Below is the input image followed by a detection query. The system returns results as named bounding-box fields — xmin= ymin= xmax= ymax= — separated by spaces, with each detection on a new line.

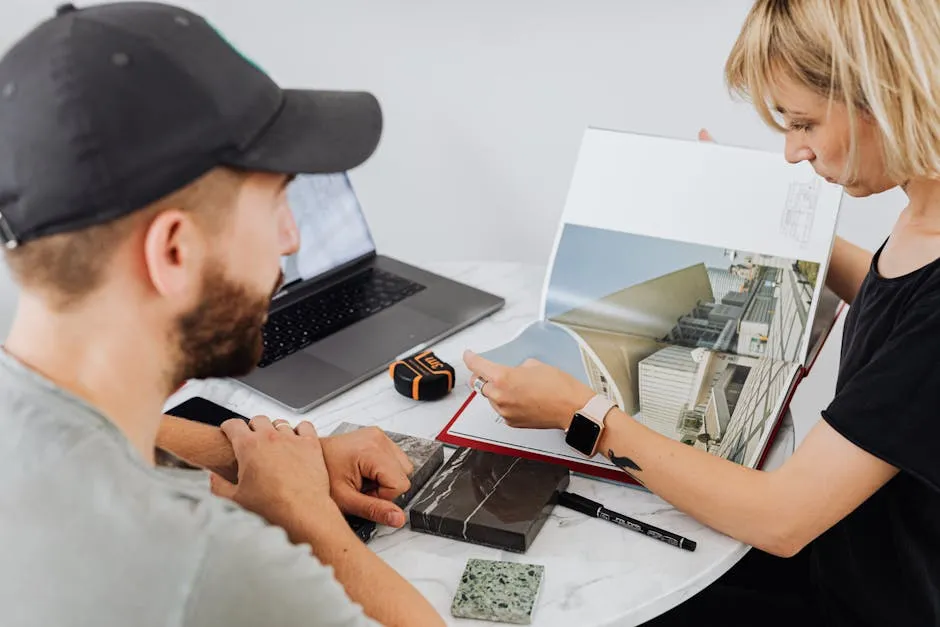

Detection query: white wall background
xmin=0 ymin=1 xmax=907 ymax=440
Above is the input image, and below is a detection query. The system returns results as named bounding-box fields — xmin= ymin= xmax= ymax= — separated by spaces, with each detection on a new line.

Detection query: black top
xmin=813 ymin=240 xmax=940 ymax=626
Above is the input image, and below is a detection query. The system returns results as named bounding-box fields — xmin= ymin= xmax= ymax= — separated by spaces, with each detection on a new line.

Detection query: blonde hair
xmin=724 ymin=0 xmax=940 ymax=184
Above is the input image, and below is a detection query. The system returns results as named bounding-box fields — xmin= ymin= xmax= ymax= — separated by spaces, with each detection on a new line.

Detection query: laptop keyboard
xmin=258 ymin=268 xmax=425 ymax=368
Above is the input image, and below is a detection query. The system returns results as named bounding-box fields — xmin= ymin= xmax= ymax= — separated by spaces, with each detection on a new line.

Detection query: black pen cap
xmin=557 ymin=491 xmax=602 ymax=516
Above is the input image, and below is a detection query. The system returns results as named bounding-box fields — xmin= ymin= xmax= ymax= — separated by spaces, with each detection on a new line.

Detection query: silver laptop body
xmin=235 ymin=172 xmax=504 ymax=412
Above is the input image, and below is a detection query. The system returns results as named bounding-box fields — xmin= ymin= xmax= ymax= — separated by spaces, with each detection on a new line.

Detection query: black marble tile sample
xmin=329 ymin=422 xmax=444 ymax=504
xmin=409 ymin=447 xmax=570 ymax=553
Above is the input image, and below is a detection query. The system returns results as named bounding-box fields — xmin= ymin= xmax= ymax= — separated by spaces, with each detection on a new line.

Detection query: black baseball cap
xmin=0 ymin=1 xmax=382 ymax=249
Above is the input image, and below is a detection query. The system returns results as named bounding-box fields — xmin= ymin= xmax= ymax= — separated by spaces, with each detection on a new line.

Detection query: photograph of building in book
xmin=545 ymin=225 xmax=821 ymax=363
xmin=544 ymin=224 xmax=815 ymax=466
xmin=663 ymin=251 xmax=819 ymax=363
xmin=555 ymin=313 xmax=797 ymax=466
xmin=634 ymin=347 xmax=793 ymax=466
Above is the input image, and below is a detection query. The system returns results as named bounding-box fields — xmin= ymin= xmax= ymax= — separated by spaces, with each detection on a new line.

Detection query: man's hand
xmin=157 ymin=414 xmax=415 ymax=527
xmin=211 ymin=416 xmax=333 ymax=523
xmin=208 ymin=416 xmax=444 ymax=625
xmin=463 ymin=350 xmax=594 ymax=430
xmin=320 ymin=427 xmax=414 ymax=528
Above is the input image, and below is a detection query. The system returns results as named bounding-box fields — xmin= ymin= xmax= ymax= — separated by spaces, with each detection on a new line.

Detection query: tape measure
xmin=389 ymin=350 xmax=455 ymax=401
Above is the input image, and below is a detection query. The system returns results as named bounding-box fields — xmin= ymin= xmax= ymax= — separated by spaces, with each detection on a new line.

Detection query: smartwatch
xmin=565 ymin=395 xmax=616 ymax=457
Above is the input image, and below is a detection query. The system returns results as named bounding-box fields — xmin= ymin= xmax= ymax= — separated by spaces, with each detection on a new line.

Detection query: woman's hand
xmin=463 ymin=350 xmax=595 ymax=430
xmin=461 ymin=130 xmax=713 ymax=430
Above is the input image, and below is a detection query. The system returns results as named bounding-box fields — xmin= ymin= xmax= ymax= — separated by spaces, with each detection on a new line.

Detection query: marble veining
xmin=167 ymin=261 xmax=798 ymax=626
xmin=409 ymin=447 xmax=569 ymax=553
xmin=462 ymin=457 xmax=521 ymax=539
xmin=411 ymin=447 xmax=472 ymax=517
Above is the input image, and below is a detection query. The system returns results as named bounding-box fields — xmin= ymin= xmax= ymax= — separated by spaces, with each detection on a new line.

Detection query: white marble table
xmin=166 ymin=261 xmax=795 ymax=627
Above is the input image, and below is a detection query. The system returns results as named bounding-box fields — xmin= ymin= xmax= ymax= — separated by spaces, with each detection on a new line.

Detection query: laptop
xmin=235 ymin=172 xmax=505 ymax=412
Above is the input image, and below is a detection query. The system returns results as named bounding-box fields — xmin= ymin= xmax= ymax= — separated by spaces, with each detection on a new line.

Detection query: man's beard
xmin=171 ymin=263 xmax=283 ymax=386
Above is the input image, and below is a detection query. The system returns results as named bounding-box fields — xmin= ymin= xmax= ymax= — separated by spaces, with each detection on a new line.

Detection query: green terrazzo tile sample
xmin=451 ymin=558 xmax=544 ymax=624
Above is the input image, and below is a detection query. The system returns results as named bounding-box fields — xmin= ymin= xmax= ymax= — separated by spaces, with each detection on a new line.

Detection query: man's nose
xmin=280 ymin=205 xmax=300 ymax=256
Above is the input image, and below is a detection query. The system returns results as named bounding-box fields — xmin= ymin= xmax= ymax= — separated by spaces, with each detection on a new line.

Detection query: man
xmin=0 ymin=3 xmax=442 ymax=626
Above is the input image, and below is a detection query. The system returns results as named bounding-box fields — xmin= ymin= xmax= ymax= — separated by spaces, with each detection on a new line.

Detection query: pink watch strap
xmin=579 ymin=395 xmax=616 ymax=426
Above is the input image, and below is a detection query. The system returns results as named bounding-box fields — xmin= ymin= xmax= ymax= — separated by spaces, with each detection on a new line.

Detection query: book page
xmin=545 ymin=223 xmax=824 ymax=364
xmin=462 ymin=320 xmax=626 ymax=405
xmin=445 ymin=322 xmax=801 ymax=471
xmin=540 ymin=128 xmax=843 ymax=365
xmin=804 ymin=285 xmax=844 ymax=370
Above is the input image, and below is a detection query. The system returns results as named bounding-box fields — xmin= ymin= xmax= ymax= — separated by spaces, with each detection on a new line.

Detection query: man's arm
xmin=269 ymin=497 xmax=441 ymax=627
xmin=598 ymin=411 xmax=898 ymax=557
xmin=209 ymin=416 xmax=443 ymax=627
xmin=827 ymin=236 xmax=872 ymax=305
xmin=157 ymin=414 xmax=413 ymax=527
xmin=186 ymin=496 xmax=425 ymax=627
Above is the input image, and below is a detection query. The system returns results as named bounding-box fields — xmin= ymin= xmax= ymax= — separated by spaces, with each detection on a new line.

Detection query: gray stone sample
xmin=450 ymin=558 xmax=544 ymax=624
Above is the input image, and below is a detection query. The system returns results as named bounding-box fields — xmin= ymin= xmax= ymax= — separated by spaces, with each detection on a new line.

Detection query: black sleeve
xmin=822 ymin=297 xmax=940 ymax=491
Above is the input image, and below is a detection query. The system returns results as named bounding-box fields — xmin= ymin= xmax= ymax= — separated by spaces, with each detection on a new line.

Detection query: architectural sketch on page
xmin=780 ymin=179 xmax=820 ymax=247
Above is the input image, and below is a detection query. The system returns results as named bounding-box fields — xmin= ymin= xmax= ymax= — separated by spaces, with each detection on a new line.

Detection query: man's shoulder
xmin=2 ymin=429 xmax=372 ymax=624
xmin=0 ymin=412 xmax=275 ymax=624
xmin=0 ymin=383 xmax=375 ymax=626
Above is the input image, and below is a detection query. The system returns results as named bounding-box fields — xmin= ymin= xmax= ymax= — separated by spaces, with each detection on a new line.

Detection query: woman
xmin=464 ymin=2 xmax=940 ymax=626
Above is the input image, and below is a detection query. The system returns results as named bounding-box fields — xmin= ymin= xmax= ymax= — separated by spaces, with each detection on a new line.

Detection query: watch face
xmin=565 ymin=413 xmax=602 ymax=456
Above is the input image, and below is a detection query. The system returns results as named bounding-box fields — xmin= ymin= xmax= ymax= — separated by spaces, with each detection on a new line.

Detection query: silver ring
xmin=472 ymin=376 xmax=488 ymax=397
xmin=273 ymin=420 xmax=293 ymax=431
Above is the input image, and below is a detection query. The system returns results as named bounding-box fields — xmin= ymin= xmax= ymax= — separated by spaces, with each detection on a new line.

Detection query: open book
xmin=438 ymin=128 xmax=845 ymax=486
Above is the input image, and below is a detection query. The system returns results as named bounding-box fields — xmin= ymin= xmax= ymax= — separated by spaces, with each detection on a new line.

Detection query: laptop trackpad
xmin=305 ymin=307 xmax=451 ymax=374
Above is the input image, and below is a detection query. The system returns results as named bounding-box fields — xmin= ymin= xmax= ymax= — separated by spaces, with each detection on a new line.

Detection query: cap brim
xmin=225 ymin=89 xmax=382 ymax=175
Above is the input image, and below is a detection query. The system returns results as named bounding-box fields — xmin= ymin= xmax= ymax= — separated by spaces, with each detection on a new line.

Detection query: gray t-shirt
xmin=0 ymin=351 xmax=378 ymax=627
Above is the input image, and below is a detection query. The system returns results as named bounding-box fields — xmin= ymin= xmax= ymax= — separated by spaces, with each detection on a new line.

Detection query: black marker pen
xmin=558 ymin=491 xmax=697 ymax=552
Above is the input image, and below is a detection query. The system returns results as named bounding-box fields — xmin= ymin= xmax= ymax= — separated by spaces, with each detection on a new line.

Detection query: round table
xmin=170 ymin=260 xmax=795 ymax=627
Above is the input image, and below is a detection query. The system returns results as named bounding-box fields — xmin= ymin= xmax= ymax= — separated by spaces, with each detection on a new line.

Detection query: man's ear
xmin=142 ymin=209 xmax=205 ymax=299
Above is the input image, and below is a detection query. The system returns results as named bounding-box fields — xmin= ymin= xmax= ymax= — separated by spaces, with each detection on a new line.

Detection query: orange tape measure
xmin=389 ymin=350 xmax=455 ymax=401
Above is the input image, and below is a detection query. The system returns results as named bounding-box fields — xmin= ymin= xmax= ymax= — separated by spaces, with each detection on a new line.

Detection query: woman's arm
xmin=598 ymin=410 xmax=897 ymax=556
xmin=157 ymin=415 xmax=239 ymax=480
xmin=826 ymin=236 xmax=872 ymax=305
xmin=463 ymin=352 xmax=898 ymax=557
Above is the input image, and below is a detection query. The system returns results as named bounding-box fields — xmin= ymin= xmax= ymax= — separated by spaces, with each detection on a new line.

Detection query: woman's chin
xmin=842 ymin=184 xmax=869 ymax=198
xmin=843 ymin=180 xmax=901 ymax=198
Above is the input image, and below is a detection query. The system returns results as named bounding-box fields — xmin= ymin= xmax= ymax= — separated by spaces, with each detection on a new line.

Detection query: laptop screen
xmin=279 ymin=172 xmax=376 ymax=288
